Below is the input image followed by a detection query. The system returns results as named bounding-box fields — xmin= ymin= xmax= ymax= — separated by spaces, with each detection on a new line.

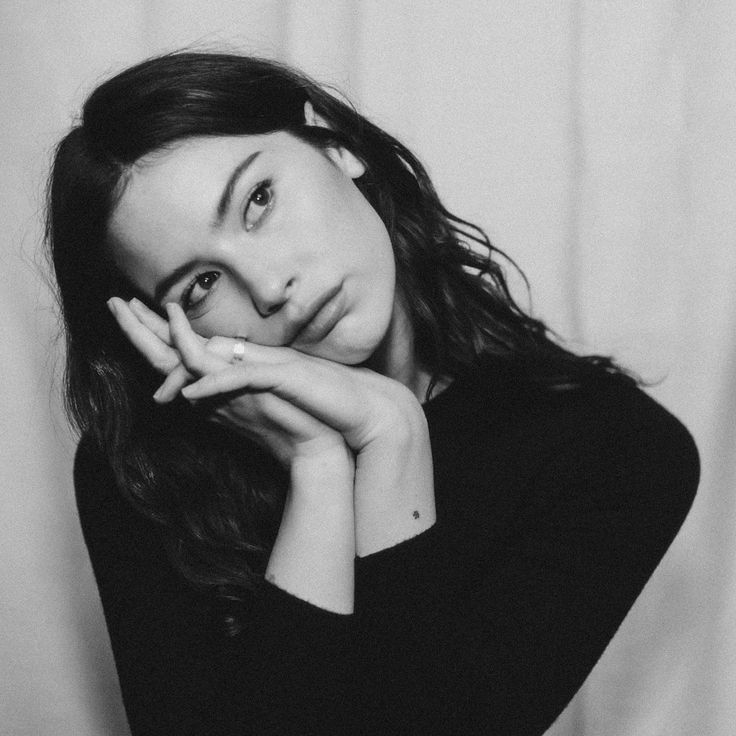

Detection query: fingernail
xmin=152 ymin=387 xmax=163 ymax=402
xmin=181 ymin=386 xmax=193 ymax=398
xmin=107 ymin=298 xmax=118 ymax=316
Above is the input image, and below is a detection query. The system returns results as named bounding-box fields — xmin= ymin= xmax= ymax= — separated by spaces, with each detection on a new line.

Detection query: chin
xmin=311 ymin=333 xmax=385 ymax=366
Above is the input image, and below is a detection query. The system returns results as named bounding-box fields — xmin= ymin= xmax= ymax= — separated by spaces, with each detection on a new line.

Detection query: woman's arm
xmin=111 ymin=297 xmax=361 ymax=613
xmin=75 ymin=438 xmax=357 ymax=735
xmin=150 ymin=299 xmax=437 ymax=560
xmin=180 ymin=347 xmax=438 ymax=559
xmin=267 ymin=444 xmax=356 ymax=613
xmin=354 ymin=383 xmax=700 ymax=734
xmin=350 ymin=379 xmax=436 ymax=557
xmin=103 ymin=298 xmax=438 ymax=732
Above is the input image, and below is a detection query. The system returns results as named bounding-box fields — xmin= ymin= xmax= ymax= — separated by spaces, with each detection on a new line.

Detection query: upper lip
xmin=285 ymin=284 xmax=342 ymax=345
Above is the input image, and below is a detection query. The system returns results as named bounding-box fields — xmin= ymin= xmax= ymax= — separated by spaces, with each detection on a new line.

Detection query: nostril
xmin=254 ymin=296 xmax=287 ymax=318
xmin=254 ymin=278 xmax=294 ymax=317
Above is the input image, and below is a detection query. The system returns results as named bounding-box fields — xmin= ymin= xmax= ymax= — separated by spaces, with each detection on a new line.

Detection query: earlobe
xmin=327 ymin=147 xmax=366 ymax=180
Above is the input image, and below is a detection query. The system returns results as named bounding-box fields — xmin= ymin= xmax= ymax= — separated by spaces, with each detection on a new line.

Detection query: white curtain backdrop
xmin=2 ymin=2 xmax=734 ymax=733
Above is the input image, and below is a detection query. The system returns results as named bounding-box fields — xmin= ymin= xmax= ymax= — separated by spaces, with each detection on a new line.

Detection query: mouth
xmin=287 ymin=284 xmax=345 ymax=346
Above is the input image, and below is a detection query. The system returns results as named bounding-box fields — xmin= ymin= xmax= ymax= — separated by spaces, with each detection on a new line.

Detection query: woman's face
xmin=108 ymin=132 xmax=397 ymax=365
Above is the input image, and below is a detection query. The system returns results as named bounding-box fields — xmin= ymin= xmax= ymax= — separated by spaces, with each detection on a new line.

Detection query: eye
xmin=181 ymin=271 xmax=220 ymax=313
xmin=243 ymin=180 xmax=273 ymax=231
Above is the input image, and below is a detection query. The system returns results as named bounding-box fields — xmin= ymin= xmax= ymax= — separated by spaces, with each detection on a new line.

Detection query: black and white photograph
xmin=2 ymin=2 xmax=734 ymax=734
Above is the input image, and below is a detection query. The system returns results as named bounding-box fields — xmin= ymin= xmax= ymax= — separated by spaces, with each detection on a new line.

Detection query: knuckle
xmin=179 ymin=351 xmax=203 ymax=371
xmin=206 ymin=336 xmax=227 ymax=352
xmin=153 ymin=357 xmax=176 ymax=374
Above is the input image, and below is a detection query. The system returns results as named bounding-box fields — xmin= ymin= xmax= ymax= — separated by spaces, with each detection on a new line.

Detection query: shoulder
xmin=512 ymin=372 xmax=698 ymax=479
xmin=465 ymin=359 xmax=699 ymax=467
xmin=451 ymin=360 xmax=698 ymax=466
xmin=431 ymin=361 xmax=700 ymax=497
xmin=512 ymin=377 xmax=700 ymax=551
xmin=462 ymin=363 xmax=699 ymax=524
xmin=73 ymin=433 xmax=153 ymax=547
xmin=537 ymin=377 xmax=699 ymax=478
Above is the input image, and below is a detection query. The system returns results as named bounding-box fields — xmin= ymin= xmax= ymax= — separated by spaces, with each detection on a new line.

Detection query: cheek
xmin=363 ymin=224 xmax=396 ymax=298
xmin=189 ymin=292 xmax=260 ymax=341
xmin=342 ymin=196 xmax=395 ymax=272
xmin=336 ymin=254 xmax=397 ymax=361
xmin=351 ymin=208 xmax=397 ymax=321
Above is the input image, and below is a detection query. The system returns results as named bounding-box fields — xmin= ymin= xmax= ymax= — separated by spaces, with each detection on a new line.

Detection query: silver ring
xmin=232 ymin=337 xmax=247 ymax=362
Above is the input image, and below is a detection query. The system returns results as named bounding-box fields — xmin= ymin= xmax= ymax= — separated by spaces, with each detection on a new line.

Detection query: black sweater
xmin=75 ymin=365 xmax=699 ymax=735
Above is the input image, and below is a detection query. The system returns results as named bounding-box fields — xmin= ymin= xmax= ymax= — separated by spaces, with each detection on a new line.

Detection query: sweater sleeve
xmin=74 ymin=439 xmax=355 ymax=736
xmin=355 ymin=386 xmax=699 ymax=735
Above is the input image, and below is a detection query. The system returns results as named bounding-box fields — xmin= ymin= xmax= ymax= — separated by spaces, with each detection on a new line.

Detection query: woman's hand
xmin=108 ymin=297 xmax=352 ymax=466
xmin=108 ymin=296 xmax=360 ymax=612
xmin=108 ymin=296 xmax=437 ymax=557
xmin=108 ymin=297 xmax=425 ymax=459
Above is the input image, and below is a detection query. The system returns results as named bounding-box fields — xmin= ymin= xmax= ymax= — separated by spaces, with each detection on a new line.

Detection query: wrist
xmin=290 ymin=441 xmax=355 ymax=504
xmin=267 ymin=441 xmax=356 ymax=614
xmin=353 ymin=413 xmax=436 ymax=557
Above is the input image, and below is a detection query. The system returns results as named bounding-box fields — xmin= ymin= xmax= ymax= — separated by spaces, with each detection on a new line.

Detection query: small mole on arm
xmin=413 ymin=510 xmax=420 ymax=519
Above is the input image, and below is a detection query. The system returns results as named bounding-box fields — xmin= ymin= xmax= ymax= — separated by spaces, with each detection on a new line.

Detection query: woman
xmin=47 ymin=52 xmax=699 ymax=735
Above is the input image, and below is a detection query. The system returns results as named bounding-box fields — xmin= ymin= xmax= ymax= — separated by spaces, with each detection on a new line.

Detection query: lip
xmin=288 ymin=285 xmax=345 ymax=346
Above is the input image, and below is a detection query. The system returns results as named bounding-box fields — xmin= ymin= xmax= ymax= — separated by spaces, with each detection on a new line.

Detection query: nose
xmin=250 ymin=276 xmax=294 ymax=317
xmin=221 ymin=237 xmax=296 ymax=318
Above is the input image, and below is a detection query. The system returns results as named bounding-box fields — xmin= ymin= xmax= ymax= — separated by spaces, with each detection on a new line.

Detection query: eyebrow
xmin=152 ymin=150 xmax=262 ymax=304
xmin=212 ymin=150 xmax=262 ymax=229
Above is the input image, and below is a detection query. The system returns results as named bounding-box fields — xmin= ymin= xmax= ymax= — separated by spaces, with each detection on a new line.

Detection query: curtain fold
xmin=2 ymin=2 xmax=733 ymax=733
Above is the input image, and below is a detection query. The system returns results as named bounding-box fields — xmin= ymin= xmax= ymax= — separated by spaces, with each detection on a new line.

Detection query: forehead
xmin=106 ymin=132 xmax=309 ymax=289
xmin=110 ymin=132 xmax=293 ymax=231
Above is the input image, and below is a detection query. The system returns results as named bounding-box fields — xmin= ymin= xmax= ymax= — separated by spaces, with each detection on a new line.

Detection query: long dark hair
xmin=47 ymin=51 xmax=634 ymax=627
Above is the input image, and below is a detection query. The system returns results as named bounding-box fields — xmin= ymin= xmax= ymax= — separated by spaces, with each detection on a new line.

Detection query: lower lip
xmin=298 ymin=287 xmax=346 ymax=344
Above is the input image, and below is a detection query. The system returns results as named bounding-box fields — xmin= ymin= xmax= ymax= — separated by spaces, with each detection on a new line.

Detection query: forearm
xmin=265 ymin=443 xmax=356 ymax=613
xmin=354 ymin=411 xmax=436 ymax=557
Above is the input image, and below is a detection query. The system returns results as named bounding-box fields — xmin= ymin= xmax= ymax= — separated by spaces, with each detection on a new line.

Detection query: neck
xmin=365 ymin=293 xmax=439 ymax=403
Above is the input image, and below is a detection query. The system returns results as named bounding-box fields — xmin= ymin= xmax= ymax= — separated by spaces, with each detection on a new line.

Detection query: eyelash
xmin=180 ymin=180 xmax=275 ymax=314
xmin=243 ymin=179 xmax=274 ymax=231
xmin=181 ymin=271 xmax=220 ymax=313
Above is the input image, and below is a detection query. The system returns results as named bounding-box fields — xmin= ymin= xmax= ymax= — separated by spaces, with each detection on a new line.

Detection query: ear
xmin=304 ymin=100 xmax=328 ymax=128
xmin=304 ymin=101 xmax=366 ymax=180
xmin=325 ymin=145 xmax=366 ymax=180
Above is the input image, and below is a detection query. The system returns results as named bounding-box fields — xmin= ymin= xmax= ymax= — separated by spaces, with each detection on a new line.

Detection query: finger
xmin=187 ymin=360 xmax=365 ymax=452
xmin=181 ymin=365 xmax=254 ymax=400
xmin=229 ymin=358 xmax=373 ymax=443
xmin=182 ymin=360 xmax=360 ymax=431
xmin=153 ymin=362 xmax=194 ymax=403
xmin=166 ymin=302 xmax=227 ymax=376
xmin=128 ymin=298 xmax=172 ymax=345
xmin=204 ymin=338 xmax=302 ymax=369
xmin=204 ymin=335 xmax=250 ymax=363
xmin=108 ymin=297 xmax=180 ymax=374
